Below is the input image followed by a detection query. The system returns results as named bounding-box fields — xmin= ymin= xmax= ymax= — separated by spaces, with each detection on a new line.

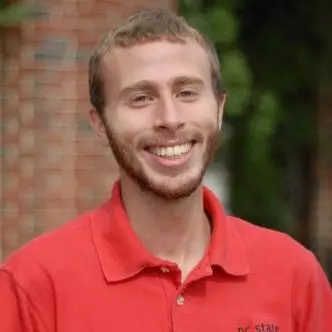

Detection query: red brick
xmin=1 ymin=0 xmax=177 ymax=260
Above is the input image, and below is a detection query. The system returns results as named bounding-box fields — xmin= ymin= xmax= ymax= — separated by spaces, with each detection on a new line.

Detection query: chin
xmin=143 ymin=171 xmax=203 ymax=200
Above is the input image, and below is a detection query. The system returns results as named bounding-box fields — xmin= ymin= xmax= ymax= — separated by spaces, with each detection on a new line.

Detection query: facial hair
xmin=101 ymin=117 xmax=220 ymax=200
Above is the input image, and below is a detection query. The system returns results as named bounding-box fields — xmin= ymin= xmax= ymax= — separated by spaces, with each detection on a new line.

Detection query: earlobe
xmin=218 ymin=107 xmax=223 ymax=130
xmin=88 ymin=109 xmax=109 ymax=147
xmin=218 ymin=93 xmax=226 ymax=130
xmin=89 ymin=109 xmax=102 ymax=136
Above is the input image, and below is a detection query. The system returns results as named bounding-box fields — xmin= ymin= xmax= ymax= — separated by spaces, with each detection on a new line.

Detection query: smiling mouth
xmin=146 ymin=142 xmax=194 ymax=159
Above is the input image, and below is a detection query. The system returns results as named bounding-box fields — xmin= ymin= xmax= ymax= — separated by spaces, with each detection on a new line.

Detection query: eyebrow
xmin=119 ymin=76 xmax=205 ymax=98
xmin=172 ymin=76 xmax=205 ymax=88
xmin=119 ymin=81 xmax=156 ymax=99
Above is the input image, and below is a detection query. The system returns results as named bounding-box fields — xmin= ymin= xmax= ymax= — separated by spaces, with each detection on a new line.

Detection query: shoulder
xmin=1 ymin=208 xmax=96 ymax=286
xmin=0 ymin=209 xmax=96 ymax=331
xmin=229 ymin=216 xmax=332 ymax=307
xmin=229 ymin=216 xmax=320 ymax=275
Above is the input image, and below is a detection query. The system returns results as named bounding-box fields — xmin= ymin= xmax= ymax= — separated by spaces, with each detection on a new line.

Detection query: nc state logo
xmin=238 ymin=323 xmax=280 ymax=332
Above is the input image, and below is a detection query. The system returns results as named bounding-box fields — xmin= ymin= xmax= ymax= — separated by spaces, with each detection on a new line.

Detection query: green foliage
xmin=0 ymin=1 xmax=36 ymax=27
xmin=247 ymin=92 xmax=279 ymax=162
xmin=180 ymin=0 xmax=322 ymax=237
xmin=181 ymin=1 xmax=253 ymax=117
xmin=222 ymin=51 xmax=252 ymax=116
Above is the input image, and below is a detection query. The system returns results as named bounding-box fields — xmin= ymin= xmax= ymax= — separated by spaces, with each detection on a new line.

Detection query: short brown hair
xmin=89 ymin=8 xmax=222 ymax=116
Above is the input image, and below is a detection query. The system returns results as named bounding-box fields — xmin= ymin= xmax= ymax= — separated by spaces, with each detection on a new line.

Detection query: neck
xmin=119 ymin=175 xmax=211 ymax=279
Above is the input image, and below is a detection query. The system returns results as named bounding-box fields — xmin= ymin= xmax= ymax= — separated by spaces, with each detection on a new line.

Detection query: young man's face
xmin=92 ymin=40 xmax=224 ymax=199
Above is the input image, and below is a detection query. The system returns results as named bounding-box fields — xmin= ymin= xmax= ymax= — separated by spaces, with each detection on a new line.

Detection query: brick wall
xmin=0 ymin=0 xmax=177 ymax=260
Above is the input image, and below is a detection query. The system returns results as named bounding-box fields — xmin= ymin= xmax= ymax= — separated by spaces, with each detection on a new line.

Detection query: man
xmin=1 ymin=8 xmax=331 ymax=332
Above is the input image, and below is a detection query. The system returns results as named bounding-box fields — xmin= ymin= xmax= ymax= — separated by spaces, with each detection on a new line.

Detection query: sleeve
xmin=293 ymin=253 xmax=332 ymax=331
xmin=0 ymin=269 xmax=47 ymax=332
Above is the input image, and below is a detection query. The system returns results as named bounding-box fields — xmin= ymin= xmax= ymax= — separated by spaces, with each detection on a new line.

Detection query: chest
xmin=55 ymin=271 xmax=292 ymax=332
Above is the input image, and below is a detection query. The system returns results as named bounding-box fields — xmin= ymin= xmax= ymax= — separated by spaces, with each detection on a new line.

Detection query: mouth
xmin=145 ymin=141 xmax=194 ymax=159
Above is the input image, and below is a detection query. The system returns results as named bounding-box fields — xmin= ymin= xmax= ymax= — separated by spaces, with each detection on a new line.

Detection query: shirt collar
xmin=90 ymin=181 xmax=250 ymax=282
xmin=203 ymin=187 xmax=251 ymax=276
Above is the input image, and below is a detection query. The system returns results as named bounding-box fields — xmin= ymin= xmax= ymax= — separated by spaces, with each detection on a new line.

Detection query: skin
xmin=89 ymin=39 xmax=226 ymax=281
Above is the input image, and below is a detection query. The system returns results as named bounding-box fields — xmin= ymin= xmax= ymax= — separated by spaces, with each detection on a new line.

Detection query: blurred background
xmin=0 ymin=0 xmax=331 ymax=281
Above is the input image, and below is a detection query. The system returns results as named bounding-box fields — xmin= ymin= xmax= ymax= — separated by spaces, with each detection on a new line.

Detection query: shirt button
xmin=176 ymin=295 xmax=185 ymax=305
xmin=160 ymin=267 xmax=169 ymax=273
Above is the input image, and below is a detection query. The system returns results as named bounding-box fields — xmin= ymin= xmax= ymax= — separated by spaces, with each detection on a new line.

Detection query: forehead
xmin=102 ymin=40 xmax=212 ymax=90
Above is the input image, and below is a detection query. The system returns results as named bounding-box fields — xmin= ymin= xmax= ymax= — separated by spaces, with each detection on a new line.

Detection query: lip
xmin=143 ymin=139 xmax=196 ymax=149
xmin=143 ymin=142 xmax=195 ymax=170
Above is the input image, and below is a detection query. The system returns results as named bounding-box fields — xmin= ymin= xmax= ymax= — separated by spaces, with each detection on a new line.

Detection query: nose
xmin=154 ymin=94 xmax=185 ymax=132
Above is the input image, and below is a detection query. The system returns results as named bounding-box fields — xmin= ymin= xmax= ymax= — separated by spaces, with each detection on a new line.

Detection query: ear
xmin=218 ymin=92 xmax=226 ymax=130
xmin=88 ymin=109 xmax=110 ymax=147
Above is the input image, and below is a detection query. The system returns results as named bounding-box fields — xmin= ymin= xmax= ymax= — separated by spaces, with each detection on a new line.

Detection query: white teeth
xmin=166 ymin=147 xmax=173 ymax=156
xmin=174 ymin=146 xmax=181 ymax=155
xmin=150 ymin=143 xmax=192 ymax=157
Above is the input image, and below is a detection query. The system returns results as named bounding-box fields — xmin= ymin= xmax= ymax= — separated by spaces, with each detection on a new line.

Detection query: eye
xmin=130 ymin=94 xmax=154 ymax=107
xmin=177 ymin=89 xmax=198 ymax=101
xmin=133 ymin=95 xmax=149 ymax=102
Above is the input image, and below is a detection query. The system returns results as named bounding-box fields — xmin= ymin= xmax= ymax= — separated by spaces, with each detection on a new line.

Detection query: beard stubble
xmin=102 ymin=118 xmax=220 ymax=200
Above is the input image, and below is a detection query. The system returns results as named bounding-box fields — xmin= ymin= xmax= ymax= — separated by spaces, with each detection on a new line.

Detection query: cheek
xmin=188 ymin=98 xmax=219 ymax=126
xmin=192 ymin=113 xmax=218 ymax=133
xmin=109 ymin=112 xmax=145 ymax=141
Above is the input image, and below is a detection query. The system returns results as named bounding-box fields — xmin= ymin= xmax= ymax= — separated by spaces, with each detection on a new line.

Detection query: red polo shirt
xmin=1 ymin=182 xmax=331 ymax=332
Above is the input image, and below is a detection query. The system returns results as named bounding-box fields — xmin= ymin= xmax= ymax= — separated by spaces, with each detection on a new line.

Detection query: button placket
xmin=160 ymin=267 xmax=170 ymax=273
xmin=176 ymin=294 xmax=184 ymax=305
